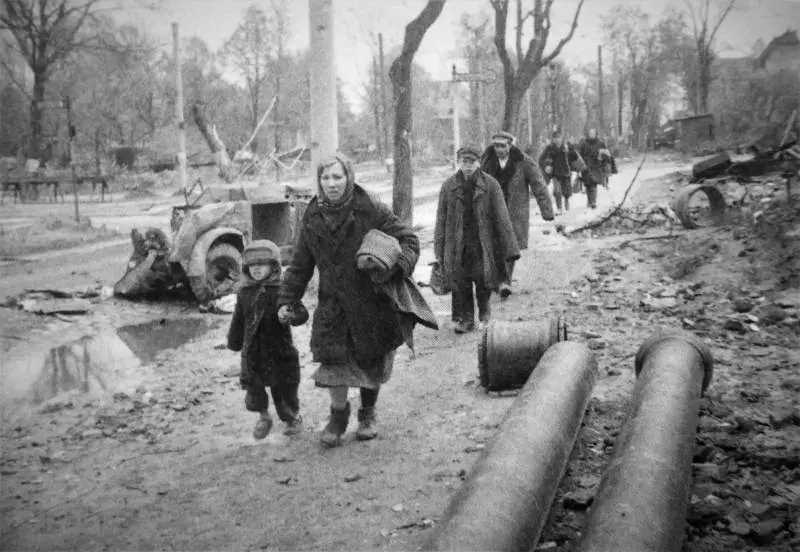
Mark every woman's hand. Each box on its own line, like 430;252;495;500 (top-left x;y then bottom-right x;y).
277;305;293;325
371;264;401;285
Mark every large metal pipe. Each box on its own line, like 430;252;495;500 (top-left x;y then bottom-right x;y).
477;317;568;391
426;342;598;552
576;330;714;552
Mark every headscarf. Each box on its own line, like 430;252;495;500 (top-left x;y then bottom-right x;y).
316;153;356;230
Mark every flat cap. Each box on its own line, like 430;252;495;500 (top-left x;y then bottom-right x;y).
456;146;482;160
491;131;516;143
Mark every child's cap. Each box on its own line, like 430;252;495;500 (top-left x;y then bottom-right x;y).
243;239;281;267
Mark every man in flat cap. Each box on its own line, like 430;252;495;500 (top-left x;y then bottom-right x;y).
434;146;520;333
480;131;553;299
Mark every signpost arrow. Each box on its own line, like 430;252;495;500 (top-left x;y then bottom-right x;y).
451;68;497;83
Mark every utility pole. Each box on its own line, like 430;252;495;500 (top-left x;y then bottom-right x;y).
172;22;188;194
371;56;384;161
378;32;389;159
526;0;535;147
452;81;460;169
308;0;338;182
598;45;605;137
64;97;79;223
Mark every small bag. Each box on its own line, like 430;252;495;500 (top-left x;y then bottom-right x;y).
429;261;450;296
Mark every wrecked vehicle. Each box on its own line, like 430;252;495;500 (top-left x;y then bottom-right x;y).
114;190;310;302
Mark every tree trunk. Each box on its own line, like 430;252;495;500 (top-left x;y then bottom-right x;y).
502;82;526;134
698;45;711;113
391;59;414;224
390;0;446;225
191;101;234;179
29;70;47;159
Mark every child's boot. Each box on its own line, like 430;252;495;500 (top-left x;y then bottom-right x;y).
355;407;378;441
284;414;304;436
253;411;273;440
320;402;350;447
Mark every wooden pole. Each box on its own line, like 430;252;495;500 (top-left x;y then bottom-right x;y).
372;55;384;161
378;32;389;159
172;22;188;193
598;45;605;136
452;82;460;168
308;0;338;186
65;97;80;223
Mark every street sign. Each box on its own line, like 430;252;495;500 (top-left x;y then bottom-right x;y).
451;69;497;83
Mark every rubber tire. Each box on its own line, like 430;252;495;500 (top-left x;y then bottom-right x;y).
189;242;242;303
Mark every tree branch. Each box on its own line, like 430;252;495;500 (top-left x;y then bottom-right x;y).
490;0;513;79
542;0;586;66
708;0;736;44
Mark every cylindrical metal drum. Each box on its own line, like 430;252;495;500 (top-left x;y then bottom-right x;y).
477;316;568;391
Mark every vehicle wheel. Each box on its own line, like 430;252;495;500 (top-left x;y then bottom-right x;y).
190;242;242;303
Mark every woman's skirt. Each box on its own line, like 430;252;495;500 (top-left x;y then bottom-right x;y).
313;349;396;390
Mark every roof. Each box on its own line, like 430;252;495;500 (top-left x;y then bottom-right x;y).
757;29;800;69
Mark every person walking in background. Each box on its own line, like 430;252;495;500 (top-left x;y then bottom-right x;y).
480;131;553;299
227;240;308;440
278;153;420;447
539;129;581;216
434;145;520;334
578;128;616;209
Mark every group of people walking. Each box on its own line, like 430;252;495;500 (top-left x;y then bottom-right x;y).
226;129;615;446
539;128;617;213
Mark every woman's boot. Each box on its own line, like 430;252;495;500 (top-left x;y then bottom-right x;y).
320;402;350;447
356;407;378;441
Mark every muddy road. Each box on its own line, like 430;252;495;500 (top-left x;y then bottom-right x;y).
6;157;797;552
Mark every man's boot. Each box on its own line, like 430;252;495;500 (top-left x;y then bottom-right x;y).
455;319;474;334
355;407;378;441
320;402;350;447
564;196;570;212
478;295;491;324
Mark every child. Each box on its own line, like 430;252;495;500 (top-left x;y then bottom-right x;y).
227;240;308;439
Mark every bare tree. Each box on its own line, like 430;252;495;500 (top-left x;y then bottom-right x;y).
220;4;274;149
267;0;289;178
389;0;446;225
0;0;119;157
489;0;585;132
683;0;737;114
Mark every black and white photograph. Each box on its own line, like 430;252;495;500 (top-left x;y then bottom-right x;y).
1;0;799;550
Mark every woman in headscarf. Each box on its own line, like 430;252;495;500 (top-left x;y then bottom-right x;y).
278;153;420;447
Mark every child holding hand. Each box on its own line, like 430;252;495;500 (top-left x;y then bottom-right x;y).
227;240;308;439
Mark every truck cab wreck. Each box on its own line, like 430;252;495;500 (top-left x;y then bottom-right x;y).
113;187;311;302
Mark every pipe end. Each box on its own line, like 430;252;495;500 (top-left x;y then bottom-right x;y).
635;330;714;393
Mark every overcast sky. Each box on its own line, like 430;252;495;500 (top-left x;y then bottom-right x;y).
124;0;800;111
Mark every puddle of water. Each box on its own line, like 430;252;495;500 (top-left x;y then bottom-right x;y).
0;317;218;419
115;318;215;365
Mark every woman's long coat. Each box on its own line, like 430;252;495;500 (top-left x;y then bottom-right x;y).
278;185;419;365
481;146;553;250
578;137;615;186
434;170;520;292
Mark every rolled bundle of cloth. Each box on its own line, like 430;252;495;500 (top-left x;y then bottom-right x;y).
356;229;439;352
356;228;403;273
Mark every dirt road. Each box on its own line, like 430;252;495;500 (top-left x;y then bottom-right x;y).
3;157;798;551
